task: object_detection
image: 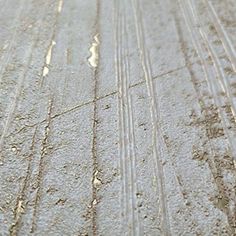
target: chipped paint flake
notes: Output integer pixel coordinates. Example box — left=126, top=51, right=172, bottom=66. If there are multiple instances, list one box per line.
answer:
left=88, top=34, right=100, bottom=68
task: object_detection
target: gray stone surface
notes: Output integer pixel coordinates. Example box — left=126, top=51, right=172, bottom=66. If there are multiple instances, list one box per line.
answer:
left=0, top=0, right=236, bottom=235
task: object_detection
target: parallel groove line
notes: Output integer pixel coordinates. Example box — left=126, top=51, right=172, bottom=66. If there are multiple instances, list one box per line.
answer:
left=120, top=14, right=133, bottom=235
left=30, top=98, right=53, bottom=233
left=0, top=0, right=45, bottom=160
left=173, top=5, right=236, bottom=233
left=0, top=0, right=26, bottom=85
left=2, top=3, right=51, bottom=221
left=171, top=11, right=205, bottom=234
left=187, top=0, right=236, bottom=230
left=204, top=0, right=236, bottom=71
left=189, top=0, right=236, bottom=121
left=0, top=0, right=27, bottom=148
left=9, top=127, right=38, bottom=236
left=3, top=0, right=61, bottom=232
left=123, top=11, right=142, bottom=236
left=114, top=1, right=128, bottom=233
left=115, top=1, right=142, bottom=234
left=30, top=0, right=65, bottom=232
left=179, top=1, right=236, bottom=232
left=187, top=0, right=236, bottom=159
left=122, top=5, right=141, bottom=235
left=130, top=0, right=170, bottom=235
left=179, top=0, right=234, bottom=159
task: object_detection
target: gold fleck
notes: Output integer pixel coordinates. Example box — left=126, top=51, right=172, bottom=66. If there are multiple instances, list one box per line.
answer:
left=234, top=160, right=236, bottom=169
left=43, top=41, right=56, bottom=77
left=92, top=199, right=97, bottom=206
left=88, top=34, right=100, bottom=68
left=42, top=66, right=49, bottom=77
left=11, top=146, right=17, bottom=154
left=16, top=200, right=24, bottom=218
left=93, top=170, right=101, bottom=188
left=3, top=44, right=8, bottom=50
left=58, top=0, right=63, bottom=13
left=46, top=41, right=56, bottom=65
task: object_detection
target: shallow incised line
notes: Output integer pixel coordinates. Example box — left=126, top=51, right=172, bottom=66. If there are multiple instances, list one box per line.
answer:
left=0, top=0, right=26, bottom=85
left=9, top=127, right=38, bottom=236
left=187, top=0, right=236, bottom=230
left=115, top=2, right=141, bottom=234
left=171, top=10, right=206, bottom=232
left=30, top=98, right=53, bottom=233
left=123, top=9, right=141, bottom=235
left=204, top=0, right=236, bottom=71
left=14, top=1, right=65, bottom=232
left=4, top=1, right=63, bottom=232
left=131, top=0, right=170, bottom=235
left=187, top=0, right=236, bottom=159
left=0, top=1, right=48, bottom=161
left=179, top=1, right=236, bottom=232
left=129, top=64, right=190, bottom=89
left=114, top=0, right=128, bottom=232
left=188, top=0, right=236, bottom=120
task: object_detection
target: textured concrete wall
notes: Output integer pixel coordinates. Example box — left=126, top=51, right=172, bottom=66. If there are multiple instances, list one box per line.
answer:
left=0, top=0, right=236, bottom=235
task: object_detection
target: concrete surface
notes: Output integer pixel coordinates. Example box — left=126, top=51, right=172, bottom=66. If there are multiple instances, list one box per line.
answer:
left=0, top=0, right=236, bottom=235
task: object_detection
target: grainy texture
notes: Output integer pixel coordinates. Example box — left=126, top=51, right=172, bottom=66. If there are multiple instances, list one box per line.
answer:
left=0, top=0, right=236, bottom=235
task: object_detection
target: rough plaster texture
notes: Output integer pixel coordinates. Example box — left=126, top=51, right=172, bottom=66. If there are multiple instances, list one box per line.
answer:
left=0, top=0, right=236, bottom=235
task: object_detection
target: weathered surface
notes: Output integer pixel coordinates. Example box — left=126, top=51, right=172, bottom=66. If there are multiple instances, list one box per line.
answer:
left=0, top=0, right=236, bottom=235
